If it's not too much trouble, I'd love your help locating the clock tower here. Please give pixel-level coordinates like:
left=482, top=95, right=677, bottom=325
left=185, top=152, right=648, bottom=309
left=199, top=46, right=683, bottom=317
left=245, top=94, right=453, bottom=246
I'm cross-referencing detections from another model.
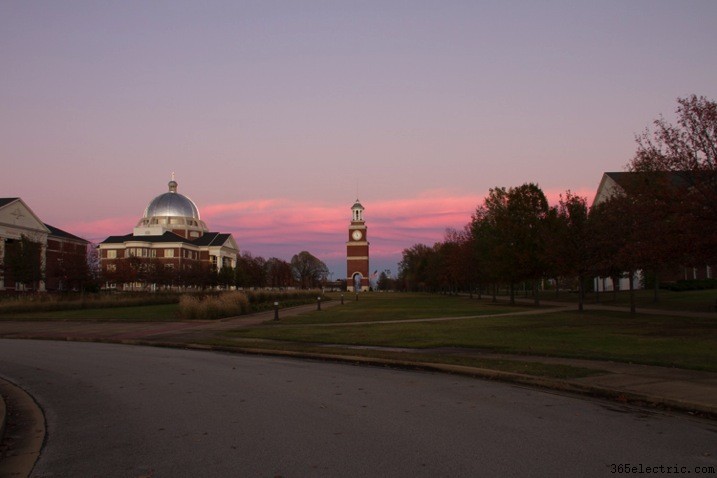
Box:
left=346, top=199, right=369, bottom=292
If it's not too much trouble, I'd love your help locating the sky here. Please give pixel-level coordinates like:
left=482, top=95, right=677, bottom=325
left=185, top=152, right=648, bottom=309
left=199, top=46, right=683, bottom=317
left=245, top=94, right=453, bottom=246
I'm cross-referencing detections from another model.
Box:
left=2, top=1, right=717, bottom=278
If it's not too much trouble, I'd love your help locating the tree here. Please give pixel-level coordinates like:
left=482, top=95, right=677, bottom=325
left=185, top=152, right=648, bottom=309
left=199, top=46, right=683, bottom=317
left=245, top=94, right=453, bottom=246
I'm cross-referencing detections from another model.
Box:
left=47, top=242, right=92, bottom=292
left=550, top=192, right=591, bottom=310
left=2, top=235, right=44, bottom=291
left=265, top=257, right=293, bottom=288
left=505, top=183, right=550, bottom=304
left=630, top=94, right=717, bottom=267
left=398, top=243, right=434, bottom=291
left=217, top=265, right=235, bottom=289
left=441, top=227, right=476, bottom=295
left=377, top=270, right=395, bottom=291
left=471, top=199, right=504, bottom=301
left=290, top=251, right=329, bottom=289
left=589, top=195, right=645, bottom=313
left=235, top=252, right=267, bottom=288
left=471, top=184, right=550, bottom=304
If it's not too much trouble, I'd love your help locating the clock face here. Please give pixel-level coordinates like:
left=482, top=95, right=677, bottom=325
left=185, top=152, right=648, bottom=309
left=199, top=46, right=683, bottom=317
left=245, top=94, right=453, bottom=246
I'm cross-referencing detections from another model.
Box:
left=352, top=230, right=362, bottom=241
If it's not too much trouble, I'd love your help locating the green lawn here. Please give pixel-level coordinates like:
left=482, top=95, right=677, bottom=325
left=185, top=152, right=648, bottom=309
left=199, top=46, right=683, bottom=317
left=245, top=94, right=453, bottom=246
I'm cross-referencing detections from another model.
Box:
left=538, top=287, right=717, bottom=313
left=0, top=303, right=180, bottom=321
left=288, top=292, right=517, bottom=324
left=227, top=293, right=717, bottom=372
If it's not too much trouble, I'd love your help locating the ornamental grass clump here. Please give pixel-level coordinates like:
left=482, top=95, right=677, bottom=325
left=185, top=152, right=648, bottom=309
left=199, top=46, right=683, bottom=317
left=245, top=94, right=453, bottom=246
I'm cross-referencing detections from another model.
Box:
left=179, top=291, right=249, bottom=320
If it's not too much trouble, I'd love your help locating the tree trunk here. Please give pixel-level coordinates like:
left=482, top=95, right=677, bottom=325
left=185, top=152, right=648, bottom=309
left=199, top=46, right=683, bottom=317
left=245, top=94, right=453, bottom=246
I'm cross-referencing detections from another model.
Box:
left=594, top=278, right=600, bottom=304
left=533, top=279, right=540, bottom=306
left=629, top=270, right=636, bottom=314
left=509, top=283, right=515, bottom=305
left=578, top=274, right=584, bottom=312
left=653, top=271, right=660, bottom=303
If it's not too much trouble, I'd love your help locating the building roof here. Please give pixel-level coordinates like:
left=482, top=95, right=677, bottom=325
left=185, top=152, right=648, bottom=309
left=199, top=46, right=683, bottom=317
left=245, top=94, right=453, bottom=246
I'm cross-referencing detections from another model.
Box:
left=143, top=180, right=201, bottom=220
left=101, top=231, right=187, bottom=244
left=593, top=171, right=701, bottom=205
left=604, top=171, right=694, bottom=191
left=100, top=231, right=233, bottom=247
left=45, top=224, right=89, bottom=243
left=191, top=232, right=233, bottom=246
left=0, top=198, right=19, bottom=208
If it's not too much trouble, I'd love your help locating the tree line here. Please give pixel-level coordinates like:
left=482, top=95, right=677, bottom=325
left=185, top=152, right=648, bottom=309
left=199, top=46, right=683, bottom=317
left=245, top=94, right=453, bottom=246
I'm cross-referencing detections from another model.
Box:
left=102, top=249, right=330, bottom=291
left=397, top=95, right=717, bottom=312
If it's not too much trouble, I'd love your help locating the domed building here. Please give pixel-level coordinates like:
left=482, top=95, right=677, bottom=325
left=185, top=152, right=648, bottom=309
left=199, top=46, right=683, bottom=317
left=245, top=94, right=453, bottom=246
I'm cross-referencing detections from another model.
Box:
left=99, top=178, right=238, bottom=289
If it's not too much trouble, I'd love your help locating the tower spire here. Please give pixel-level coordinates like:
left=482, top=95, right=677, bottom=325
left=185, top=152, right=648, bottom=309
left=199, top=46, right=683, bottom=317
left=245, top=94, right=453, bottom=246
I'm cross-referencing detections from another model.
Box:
left=168, top=172, right=178, bottom=193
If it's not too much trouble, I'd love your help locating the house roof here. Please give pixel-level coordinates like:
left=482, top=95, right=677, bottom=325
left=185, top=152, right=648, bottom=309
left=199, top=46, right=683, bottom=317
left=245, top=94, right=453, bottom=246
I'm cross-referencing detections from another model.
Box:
left=603, top=171, right=694, bottom=192
left=0, top=198, right=19, bottom=208
left=45, top=224, right=89, bottom=243
left=593, top=171, right=702, bottom=205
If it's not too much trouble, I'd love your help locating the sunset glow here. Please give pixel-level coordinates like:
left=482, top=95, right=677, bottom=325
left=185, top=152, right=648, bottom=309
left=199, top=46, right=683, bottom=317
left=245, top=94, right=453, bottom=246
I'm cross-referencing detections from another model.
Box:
left=2, top=2, right=716, bottom=277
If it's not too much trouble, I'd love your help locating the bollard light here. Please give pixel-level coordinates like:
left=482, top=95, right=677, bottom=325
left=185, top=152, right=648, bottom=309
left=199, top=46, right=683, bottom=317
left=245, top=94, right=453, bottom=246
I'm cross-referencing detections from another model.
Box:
left=274, top=301, right=279, bottom=320
left=317, top=296, right=322, bottom=311
left=341, top=294, right=344, bottom=305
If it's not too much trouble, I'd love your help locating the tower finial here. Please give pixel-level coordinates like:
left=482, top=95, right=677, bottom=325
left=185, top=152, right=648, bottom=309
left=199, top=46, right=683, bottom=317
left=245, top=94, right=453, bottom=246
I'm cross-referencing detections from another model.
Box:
left=168, top=173, right=178, bottom=193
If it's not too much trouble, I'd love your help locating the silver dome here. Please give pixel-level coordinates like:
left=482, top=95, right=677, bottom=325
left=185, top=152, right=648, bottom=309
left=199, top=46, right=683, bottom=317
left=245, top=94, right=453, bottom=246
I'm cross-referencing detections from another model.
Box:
left=143, top=180, right=201, bottom=219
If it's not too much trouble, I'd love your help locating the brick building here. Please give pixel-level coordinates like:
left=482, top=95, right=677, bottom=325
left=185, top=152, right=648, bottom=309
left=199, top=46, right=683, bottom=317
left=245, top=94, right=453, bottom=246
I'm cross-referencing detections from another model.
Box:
left=98, top=178, right=238, bottom=290
left=0, top=198, right=89, bottom=292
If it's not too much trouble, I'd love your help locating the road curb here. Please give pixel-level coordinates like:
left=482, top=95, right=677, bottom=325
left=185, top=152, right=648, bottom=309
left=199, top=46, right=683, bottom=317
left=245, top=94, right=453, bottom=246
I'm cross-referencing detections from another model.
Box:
left=0, top=393, right=6, bottom=444
left=0, top=378, right=46, bottom=478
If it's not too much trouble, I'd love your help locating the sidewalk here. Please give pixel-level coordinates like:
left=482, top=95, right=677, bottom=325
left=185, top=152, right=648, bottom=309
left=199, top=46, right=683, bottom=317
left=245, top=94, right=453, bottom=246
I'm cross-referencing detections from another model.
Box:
left=1, top=301, right=715, bottom=418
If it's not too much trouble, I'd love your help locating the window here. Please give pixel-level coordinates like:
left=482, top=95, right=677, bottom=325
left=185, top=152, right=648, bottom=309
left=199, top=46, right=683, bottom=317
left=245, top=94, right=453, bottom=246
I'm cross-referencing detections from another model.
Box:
left=165, top=249, right=174, bottom=258
left=107, top=250, right=117, bottom=259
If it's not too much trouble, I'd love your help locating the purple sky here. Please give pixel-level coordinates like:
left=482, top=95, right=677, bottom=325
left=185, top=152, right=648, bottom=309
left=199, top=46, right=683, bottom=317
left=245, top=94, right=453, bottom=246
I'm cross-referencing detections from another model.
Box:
left=2, top=1, right=716, bottom=278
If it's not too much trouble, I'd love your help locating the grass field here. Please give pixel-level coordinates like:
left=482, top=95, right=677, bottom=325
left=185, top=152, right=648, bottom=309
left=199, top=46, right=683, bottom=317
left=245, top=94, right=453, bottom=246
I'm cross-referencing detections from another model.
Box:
left=0, top=303, right=180, bottom=321
left=225, top=292, right=717, bottom=372
left=537, top=287, right=717, bottom=312
left=2, top=290, right=715, bottom=373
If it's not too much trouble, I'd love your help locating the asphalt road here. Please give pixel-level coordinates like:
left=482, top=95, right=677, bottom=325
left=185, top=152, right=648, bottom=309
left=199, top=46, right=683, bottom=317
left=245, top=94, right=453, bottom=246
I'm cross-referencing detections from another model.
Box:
left=1, top=339, right=715, bottom=478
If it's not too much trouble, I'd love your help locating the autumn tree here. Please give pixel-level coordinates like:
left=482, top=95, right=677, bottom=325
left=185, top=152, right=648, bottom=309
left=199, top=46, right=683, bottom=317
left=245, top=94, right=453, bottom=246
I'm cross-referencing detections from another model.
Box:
left=235, top=252, right=267, bottom=288
left=630, top=94, right=717, bottom=267
left=290, top=251, right=329, bottom=289
left=265, top=257, right=293, bottom=288
left=398, top=243, right=434, bottom=291
left=442, top=227, right=476, bottom=294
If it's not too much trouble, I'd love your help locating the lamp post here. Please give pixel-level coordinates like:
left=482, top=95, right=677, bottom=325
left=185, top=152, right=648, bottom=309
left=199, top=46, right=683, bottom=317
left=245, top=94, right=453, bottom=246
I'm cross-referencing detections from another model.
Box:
left=317, top=296, right=322, bottom=311
left=274, top=301, right=279, bottom=320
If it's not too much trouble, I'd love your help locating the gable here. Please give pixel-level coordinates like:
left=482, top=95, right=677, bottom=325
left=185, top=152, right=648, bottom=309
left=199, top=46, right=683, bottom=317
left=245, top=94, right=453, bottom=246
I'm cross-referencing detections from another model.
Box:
left=0, top=198, right=50, bottom=236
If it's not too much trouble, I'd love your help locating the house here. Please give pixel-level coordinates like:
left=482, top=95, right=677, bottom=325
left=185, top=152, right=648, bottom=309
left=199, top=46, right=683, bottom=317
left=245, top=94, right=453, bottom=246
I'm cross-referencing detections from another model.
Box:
left=0, top=198, right=89, bottom=292
left=592, top=171, right=713, bottom=292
